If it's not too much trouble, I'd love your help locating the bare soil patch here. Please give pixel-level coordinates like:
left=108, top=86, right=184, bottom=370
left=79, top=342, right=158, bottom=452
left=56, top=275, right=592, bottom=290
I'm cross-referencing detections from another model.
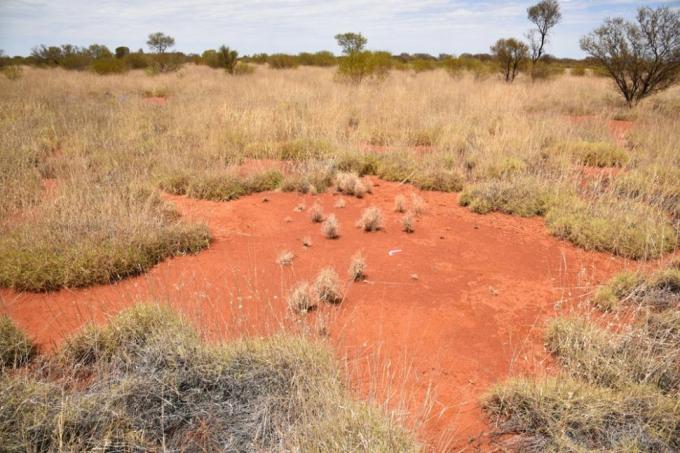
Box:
left=0, top=179, right=628, bottom=450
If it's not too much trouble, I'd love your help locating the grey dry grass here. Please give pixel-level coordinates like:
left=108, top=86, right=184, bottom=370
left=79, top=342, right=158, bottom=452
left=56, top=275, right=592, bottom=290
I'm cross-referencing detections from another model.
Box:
left=484, top=261, right=680, bottom=451
left=348, top=252, right=367, bottom=281
left=321, top=214, right=340, bottom=239
left=356, top=206, right=384, bottom=232
left=0, top=305, right=416, bottom=451
left=314, top=267, right=343, bottom=304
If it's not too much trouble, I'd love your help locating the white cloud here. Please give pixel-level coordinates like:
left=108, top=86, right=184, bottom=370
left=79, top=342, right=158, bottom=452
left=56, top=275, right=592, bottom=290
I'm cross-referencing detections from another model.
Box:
left=0, top=0, right=676, bottom=57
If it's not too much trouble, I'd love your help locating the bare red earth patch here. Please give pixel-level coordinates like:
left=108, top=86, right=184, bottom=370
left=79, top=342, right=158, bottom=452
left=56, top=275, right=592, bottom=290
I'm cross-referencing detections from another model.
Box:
left=0, top=180, right=631, bottom=450
left=143, top=96, right=167, bottom=106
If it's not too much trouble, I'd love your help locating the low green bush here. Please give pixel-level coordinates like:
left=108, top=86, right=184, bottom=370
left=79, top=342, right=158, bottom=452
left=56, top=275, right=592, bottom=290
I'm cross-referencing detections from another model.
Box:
left=90, top=58, right=127, bottom=75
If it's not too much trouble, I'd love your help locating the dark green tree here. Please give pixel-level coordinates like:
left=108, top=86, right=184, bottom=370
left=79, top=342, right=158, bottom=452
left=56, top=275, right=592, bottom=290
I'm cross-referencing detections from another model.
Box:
left=218, top=46, right=238, bottom=74
left=115, top=46, right=130, bottom=59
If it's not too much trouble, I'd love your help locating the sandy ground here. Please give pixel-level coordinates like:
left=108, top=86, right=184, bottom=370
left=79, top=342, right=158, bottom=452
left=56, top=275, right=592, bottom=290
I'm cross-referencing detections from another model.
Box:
left=0, top=177, right=633, bottom=450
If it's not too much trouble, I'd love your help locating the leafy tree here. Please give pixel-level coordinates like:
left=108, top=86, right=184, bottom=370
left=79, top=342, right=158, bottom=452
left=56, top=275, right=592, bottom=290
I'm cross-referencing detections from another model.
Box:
left=147, top=32, right=175, bottom=54
left=580, top=6, right=680, bottom=107
left=115, top=46, right=130, bottom=59
left=491, top=38, right=529, bottom=82
left=218, top=45, right=238, bottom=74
left=527, top=0, right=562, bottom=66
left=334, top=33, right=367, bottom=55
left=30, top=45, right=64, bottom=66
left=87, top=44, right=112, bottom=60
left=201, top=49, right=219, bottom=68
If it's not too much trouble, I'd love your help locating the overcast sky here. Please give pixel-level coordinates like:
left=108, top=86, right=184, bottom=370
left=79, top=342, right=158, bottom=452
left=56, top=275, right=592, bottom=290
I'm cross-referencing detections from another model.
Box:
left=0, top=0, right=678, bottom=58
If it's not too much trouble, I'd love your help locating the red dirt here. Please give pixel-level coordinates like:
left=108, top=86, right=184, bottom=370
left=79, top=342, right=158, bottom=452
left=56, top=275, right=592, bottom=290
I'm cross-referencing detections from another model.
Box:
left=0, top=180, right=632, bottom=450
left=143, top=96, right=167, bottom=106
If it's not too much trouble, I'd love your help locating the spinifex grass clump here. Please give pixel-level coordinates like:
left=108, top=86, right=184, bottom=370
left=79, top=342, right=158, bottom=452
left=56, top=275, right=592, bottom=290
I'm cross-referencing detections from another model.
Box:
left=459, top=175, right=560, bottom=217
left=484, top=259, right=680, bottom=451
left=593, top=262, right=680, bottom=311
left=0, top=316, right=35, bottom=370
left=0, top=188, right=210, bottom=292
left=0, top=305, right=416, bottom=452
left=565, top=141, right=629, bottom=167
left=160, top=169, right=283, bottom=201
left=546, top=197, right=677, bottom=259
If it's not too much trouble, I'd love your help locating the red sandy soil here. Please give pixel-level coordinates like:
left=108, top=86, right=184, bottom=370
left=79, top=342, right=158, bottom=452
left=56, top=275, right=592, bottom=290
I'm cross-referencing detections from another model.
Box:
left=143, top=96, right=167, bottom=106
left=0, top=180, right=633, bottom=451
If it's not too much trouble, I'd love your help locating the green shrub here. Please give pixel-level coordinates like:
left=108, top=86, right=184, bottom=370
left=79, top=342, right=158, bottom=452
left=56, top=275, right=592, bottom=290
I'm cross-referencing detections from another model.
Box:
left=0, top=305, right=417, bottom=452
left=268, top=54, right=300, bottom=69
left=410, top=59, right=437, bottom=73
left=123, top=52, right=149, bottom=69
left=90, top=57, right=128, bottom=75
left=546, top=198, right=677, bottom=259
left=459, top=176, right=558, bottom=217
left=337, top=51, right=392, bottom=83
left=530, top=62, right=566, bottom=80
left=0, top=316, right=35, bottom=370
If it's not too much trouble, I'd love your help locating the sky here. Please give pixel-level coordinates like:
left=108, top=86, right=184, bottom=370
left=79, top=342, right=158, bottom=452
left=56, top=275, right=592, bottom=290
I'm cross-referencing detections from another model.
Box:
left=0, top=0, right=678, bottom=58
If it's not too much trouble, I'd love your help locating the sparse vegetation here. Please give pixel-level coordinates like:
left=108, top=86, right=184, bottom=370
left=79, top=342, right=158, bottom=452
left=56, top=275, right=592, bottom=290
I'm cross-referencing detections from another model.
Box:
left=348, top=252, right=366, bottom=281
left=310, top=202, right=324, bottom=223
left=321, top=214, right=340, bottom=239
left=277, top=250, right=295, bottom=266
left=402, top=213, right=415, bottom=233
left=357, top=206, right=384, bottom=232
left=0, top=305, right=415, bottom=451
left=288, top=282, right=315, bottom=314
left=394, top=195, right=406, bottom=213
left=314, top=267, right=343, bottom=304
